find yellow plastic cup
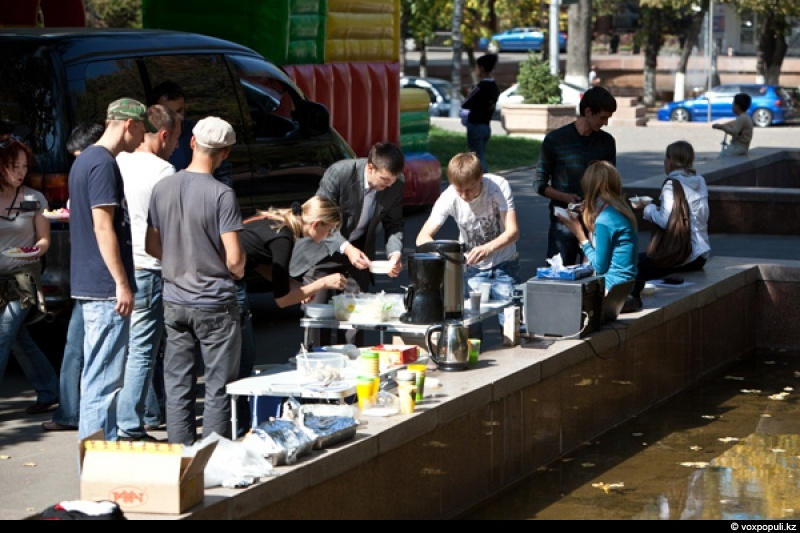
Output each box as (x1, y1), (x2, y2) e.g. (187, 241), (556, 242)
(356, 375), (378, 409)
(407, 364), (427, 401)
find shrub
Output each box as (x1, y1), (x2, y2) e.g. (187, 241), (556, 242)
(516, 53), (562, 105)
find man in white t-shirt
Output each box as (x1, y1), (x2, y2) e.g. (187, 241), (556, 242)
(115, 104), (181, 441)
(417, 152), (520, 327)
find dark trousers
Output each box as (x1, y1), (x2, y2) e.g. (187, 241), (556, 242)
(633, 254), (707, 297)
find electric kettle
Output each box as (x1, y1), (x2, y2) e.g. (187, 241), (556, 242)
(425, 321), (469, 371)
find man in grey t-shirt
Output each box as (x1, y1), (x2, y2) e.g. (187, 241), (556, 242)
(146, 116), (245, 445)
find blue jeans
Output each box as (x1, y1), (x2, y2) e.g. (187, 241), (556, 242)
(78, 299), (130, 441)
(235, 280), (256, 435)
(465, 257), (521, 327)
(163, 301), (241, 445)
(466, 122), (491, 172)
(0, 299), (59, 404)
(117, 270), (163, 438)
(51, 302), (83, 426)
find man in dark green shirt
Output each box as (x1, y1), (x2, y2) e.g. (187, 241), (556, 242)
(533, 86), (617, 265)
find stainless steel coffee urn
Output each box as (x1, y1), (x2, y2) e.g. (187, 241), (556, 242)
(416, 240), (465, 318)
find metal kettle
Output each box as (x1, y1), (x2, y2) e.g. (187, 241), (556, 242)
(425, 321), (469, 371)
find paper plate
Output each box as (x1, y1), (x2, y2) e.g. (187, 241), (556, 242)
(43, 211), (70, 221)
(2, 247), (40, 258)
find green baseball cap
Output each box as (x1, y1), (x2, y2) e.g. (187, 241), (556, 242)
(106, 98), (157, 133)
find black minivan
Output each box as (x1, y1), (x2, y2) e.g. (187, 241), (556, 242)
(0, 28), (356, 314)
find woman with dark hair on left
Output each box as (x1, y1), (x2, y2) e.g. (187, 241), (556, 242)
(0, 135), (59, 414)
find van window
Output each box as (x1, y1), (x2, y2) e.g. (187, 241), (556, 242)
(0, 43), (58, 156)
(83, 58), (146, 120)
(228, 55), (303, 139)
(143, 55), (243, 133)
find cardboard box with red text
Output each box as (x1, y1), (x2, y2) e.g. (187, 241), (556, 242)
(374, 344), (418, 372)
(79, 431), (216, 515)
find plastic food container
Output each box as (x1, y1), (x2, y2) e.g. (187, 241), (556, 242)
(304, 304), (335, 319)
(296, 352), (347, 379)
(332, 293), (391, 323)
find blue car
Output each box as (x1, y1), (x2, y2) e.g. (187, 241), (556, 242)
(480, 27), (567, 54)
(657, 84), (794, 128)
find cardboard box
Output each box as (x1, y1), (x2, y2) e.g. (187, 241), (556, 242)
(79, 431), (217, 515)
(374, 344), (418, 371)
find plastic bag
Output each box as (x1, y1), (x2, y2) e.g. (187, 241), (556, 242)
(187, 432), (276, 489)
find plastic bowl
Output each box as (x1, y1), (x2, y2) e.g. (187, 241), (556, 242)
(629, 195), (653, 209)
(304, 304), (335, 319)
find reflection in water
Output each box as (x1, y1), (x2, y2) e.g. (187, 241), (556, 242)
(458, 351), (800, 520)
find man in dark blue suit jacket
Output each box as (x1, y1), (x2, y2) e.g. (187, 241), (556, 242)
(290, 142), (405, 346)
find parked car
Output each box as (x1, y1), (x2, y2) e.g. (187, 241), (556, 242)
(495, 81), (587, 120)
(479, 28), (567, 54)
(400, 76), (453, 117)
(0, 28), (357, 314)
(657, 84), (794, 128)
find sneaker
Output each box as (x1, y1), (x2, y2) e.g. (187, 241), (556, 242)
(144, 423), (164, 432)
(621, 295), (643, 314)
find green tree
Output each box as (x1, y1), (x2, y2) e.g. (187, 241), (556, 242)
(84, 0), (141, 28)
(736, 0), (800, 84)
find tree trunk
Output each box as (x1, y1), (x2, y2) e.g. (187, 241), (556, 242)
(564, 0), (591, 88)
(450, 0), (464, 117)
(756, 11), (788, 85)
(419, 44), (428, 78)
(642, 6), (665, 107)
(674, 0), (707, 101)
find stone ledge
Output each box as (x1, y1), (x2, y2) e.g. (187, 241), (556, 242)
(126, 257), (800, 520)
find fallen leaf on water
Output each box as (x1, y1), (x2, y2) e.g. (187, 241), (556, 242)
(701, 415), (717, 420)
(592, 482), (625, 494)
(612, 380), (632, 385)
(784, 387), (794, 392)
(679, 461), (710, 468)
(689, 445), (703, 451)
(632, 432), (643, 437)
(760, 413), (773, 418)
(581, 462), (595, 468)
(724, 375), (744, 381)
(562, 457), (575, 463)
(23, 462), (36, 467)
(764, 360), (776, 365)
(769, 393), (789, 400)
(740, 389), (762, 394)
(771, 449), (786, 453)
(794, 371), (800, 378)
(718, 437), (740, 443)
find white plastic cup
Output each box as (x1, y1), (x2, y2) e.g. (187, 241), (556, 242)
(479, 283), (492, 303)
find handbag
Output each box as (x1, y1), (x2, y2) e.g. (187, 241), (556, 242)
(646, 178), (692, 268)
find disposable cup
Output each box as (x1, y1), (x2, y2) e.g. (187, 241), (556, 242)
(469, 291), (482, 312)
(356, 375), (379, 409)
(479, 282), (492, 302)
(407, 364), (427, 401)
(468, 338), (481, 365)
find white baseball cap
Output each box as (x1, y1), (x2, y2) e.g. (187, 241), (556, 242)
(193, 116), (236, 148)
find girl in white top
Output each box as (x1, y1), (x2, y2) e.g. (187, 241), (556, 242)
(630, 140), (711, 304)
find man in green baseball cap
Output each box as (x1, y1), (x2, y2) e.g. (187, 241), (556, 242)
(107, 97), (157, 133)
